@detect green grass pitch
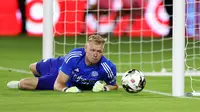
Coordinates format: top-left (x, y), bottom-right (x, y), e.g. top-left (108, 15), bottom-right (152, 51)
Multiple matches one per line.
top-left (0, 35), bottom-right (200, 112)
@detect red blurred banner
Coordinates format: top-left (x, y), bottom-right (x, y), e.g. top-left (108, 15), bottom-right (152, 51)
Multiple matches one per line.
top-left (0, 0), bottom-right (170, 37)
top-left (26, 0), bottom-right (86, 36)
top-left (0, 0), bottom-right (22, 36)
top-left (26, 0), bottom-right (170, 37)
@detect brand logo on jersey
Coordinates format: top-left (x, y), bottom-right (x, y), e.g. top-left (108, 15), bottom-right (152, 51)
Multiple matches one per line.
top-left (74, 68), bottom-right (79, 72)
top-left (91, 71), bottom-right (99, 77)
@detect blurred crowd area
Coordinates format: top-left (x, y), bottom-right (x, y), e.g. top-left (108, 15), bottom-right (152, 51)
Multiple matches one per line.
top-left (1, 0), bottom-right (173, 37)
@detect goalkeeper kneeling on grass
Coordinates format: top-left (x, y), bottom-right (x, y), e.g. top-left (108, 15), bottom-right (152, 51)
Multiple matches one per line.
top-left (7, 34), bottom-right (118, 93)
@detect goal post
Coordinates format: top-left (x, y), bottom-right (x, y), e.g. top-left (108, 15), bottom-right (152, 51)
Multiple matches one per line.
top-left (172, 0), bottom-right (185, 97)
top-left (43, 0), bottom-right (54, 59)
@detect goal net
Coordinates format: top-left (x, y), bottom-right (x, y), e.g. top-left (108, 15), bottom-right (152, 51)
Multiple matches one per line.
top-left (42, 0), bottom-right (200, 96)
top-left (53, 0), bottom-right (172, 74)
top-left (185, 0), bottom-right (200, 96)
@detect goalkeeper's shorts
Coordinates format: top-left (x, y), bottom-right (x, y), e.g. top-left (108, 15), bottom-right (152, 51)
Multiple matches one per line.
top-left (36, 74), bottom-right (58, 90)
top-left (35, 57), bottom-right (63, 77)
top-left (36, 74), bottom-right (75, 90)
top-left (35, 57), bottom-right (64, 90)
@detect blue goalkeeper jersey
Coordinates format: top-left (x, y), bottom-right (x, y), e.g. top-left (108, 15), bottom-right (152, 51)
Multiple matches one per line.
top-left (60, 48), bottom-right (117, 89)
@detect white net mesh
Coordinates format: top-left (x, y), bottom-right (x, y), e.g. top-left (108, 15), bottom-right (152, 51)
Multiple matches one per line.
top-left (185, 0), bottom-right (200, 95)
top-left (53, 0), bottom-right (173, 75)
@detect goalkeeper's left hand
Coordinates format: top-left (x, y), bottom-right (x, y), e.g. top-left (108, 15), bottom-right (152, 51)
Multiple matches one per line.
top-left (92, 81), bottom-right (108, 92)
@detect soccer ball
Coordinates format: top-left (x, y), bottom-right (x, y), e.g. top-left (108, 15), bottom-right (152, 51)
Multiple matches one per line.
top-left (121, 69), bottom-right (146, 93)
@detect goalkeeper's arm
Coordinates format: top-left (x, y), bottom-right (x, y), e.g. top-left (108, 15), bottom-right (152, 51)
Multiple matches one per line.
top-left (92, 81), bottom-right (118, 92)
top-left (104, 84), bottom-right (118, 91)
top-left (54, 70), bottom-right (69, 91)
top-left (54, 70), bottom-right (80, 93)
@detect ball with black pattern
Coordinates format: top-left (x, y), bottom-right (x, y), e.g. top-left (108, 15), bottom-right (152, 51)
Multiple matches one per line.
top-left (121, 69), bottom-right (146, 93)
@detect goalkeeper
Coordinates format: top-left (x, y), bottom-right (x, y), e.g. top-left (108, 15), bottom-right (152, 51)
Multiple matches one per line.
top-left (7, 34), bottom-right (118, 93)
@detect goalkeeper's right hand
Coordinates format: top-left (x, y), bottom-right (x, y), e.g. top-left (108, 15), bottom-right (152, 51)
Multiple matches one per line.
top-left (92, 81), bottom-right (106, 92)
top-left (63, 86), bottom-right (81, 93)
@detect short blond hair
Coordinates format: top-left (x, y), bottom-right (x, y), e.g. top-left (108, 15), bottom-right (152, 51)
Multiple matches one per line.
top-left (88, 34), bottom-right (107, 45)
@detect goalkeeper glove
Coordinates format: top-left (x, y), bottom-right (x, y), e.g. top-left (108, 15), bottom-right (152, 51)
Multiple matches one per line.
top-left (62, 86), bottom-right (81, 93)
top-left (92, 81), bottom-right (109, 92)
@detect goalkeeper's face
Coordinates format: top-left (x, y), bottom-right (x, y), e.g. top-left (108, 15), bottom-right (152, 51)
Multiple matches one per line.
top-left (85, 41), bottom-right (104, 65)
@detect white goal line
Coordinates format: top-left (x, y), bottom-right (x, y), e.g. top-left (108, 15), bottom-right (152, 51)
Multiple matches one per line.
top-left (0, 66), bottom-right (32, 74)
top-left (1, 66), bottom-right (200, 76)
top-left (118, 86), bottom-right (200, 100)
top-left (117, 72), bottom-right (200, 76)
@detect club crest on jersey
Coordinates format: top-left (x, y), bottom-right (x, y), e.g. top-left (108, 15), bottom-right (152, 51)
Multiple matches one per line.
top-left (91, 71), bottom-right (99, 77)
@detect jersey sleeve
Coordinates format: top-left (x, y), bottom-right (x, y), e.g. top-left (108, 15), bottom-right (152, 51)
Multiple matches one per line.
top-left (101, 62), bottom-right (117, 85)
top-left (60, 59), bottom-right (74, 77)
top-left (60, 50), bottom-right (83, 77)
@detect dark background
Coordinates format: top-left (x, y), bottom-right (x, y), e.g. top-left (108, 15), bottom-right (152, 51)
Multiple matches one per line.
top-left (164, 0), bottom-right (173, 37)
top-left (18, 0), bottom-right (26, 33)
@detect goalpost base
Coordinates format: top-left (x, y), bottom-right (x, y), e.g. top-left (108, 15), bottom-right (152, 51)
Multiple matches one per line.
top-left (185, 92), bottom-right (200, 96)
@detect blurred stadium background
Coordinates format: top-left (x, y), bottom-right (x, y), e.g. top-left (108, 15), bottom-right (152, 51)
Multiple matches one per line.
top-left (0, 0), bottom-right (200, 112)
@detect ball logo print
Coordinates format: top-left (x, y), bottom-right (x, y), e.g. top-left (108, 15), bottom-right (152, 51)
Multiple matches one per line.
top-left (130, 79), bottom-right (135, 83)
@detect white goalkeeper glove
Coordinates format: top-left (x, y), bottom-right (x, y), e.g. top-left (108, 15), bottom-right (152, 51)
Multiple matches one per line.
top-left (92, 81), bottom-right (109, 92)
top-left (62, 86), bottom-right (81, 93)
